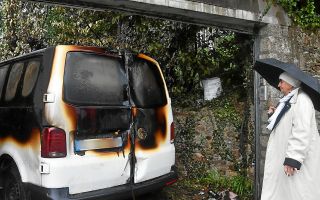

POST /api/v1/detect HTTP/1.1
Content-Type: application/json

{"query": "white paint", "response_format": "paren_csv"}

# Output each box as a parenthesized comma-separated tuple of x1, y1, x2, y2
(40, 155, 131, 194)
(135, 144, 175, 182)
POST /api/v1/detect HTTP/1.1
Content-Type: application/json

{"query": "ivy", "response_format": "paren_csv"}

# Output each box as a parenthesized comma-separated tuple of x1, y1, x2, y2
(272, 0, 320, 29)
(0, 2, 3, 33)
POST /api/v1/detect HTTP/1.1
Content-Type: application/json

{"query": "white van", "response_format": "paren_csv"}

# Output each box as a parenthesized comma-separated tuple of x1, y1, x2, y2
(0, 45, 177, 200)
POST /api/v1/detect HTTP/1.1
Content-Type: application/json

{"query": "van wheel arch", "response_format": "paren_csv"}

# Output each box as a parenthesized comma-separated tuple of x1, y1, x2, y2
(0, 154, 14, 186)
(0, 155, 30, 200)
(0, 155, 14, 199)
(0, 154, 14, 170)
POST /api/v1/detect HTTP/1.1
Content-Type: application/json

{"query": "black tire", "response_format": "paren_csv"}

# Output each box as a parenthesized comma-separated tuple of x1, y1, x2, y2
(4, 164, 29, 200)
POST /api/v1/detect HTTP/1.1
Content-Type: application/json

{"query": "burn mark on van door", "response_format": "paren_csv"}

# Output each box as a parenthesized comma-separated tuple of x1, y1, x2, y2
(0, 56, 43, 146)
(64, 105, 130, 153)
(135, 107, 167, 149)
(75, 108, 130, 137)
(128, 57, 168, 150)
(64, 103, 77, 131)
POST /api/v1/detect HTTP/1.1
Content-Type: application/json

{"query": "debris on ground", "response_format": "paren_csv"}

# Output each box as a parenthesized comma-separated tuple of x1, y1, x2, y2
(208, 190, 239, 200)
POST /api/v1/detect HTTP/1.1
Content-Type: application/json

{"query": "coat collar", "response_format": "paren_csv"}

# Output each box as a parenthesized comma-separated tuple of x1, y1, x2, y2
(270, 88, 301, 132)
(289, 87, 301, 104)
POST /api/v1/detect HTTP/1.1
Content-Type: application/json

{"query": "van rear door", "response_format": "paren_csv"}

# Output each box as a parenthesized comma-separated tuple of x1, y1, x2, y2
(128, 55, 175, 184)
(62, 50, 174, 191)
(63, 51, 132, 190)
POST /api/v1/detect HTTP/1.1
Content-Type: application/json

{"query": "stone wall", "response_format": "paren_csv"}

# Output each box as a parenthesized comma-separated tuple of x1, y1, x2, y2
(173, 99, 254, 181)
(288, 26, 320, 130)
(257, 24, 320, 195)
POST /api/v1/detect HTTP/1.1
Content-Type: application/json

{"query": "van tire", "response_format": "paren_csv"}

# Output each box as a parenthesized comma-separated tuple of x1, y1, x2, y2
(4, 164, 30, 200)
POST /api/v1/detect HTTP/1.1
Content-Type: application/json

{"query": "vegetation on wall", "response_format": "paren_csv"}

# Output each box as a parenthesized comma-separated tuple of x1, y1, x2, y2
(270, 0, 320, 29)
(173, 89, 254, 200)
(173, 32, 254, 198)
(0, 2, 3, 33)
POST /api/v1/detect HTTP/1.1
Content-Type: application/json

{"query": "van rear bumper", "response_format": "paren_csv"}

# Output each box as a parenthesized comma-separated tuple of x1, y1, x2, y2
(26, 167, 177, 200)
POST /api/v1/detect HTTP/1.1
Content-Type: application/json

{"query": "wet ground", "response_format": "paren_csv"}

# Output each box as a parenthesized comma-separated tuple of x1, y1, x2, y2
(122, 185, 199, 200)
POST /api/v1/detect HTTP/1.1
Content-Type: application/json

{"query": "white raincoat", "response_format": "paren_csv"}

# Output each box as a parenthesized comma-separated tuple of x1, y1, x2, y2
(261, 89, 320, 200)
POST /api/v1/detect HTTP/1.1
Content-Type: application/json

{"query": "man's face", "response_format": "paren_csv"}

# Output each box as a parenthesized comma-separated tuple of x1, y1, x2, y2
(278, 79, 293, 95)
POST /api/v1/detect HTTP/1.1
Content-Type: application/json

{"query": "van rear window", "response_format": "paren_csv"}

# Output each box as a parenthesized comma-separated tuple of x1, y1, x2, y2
(63, 52, 128, 106)
(22, 60, 40, 97)
(0, 65, 9, 99)
(129, 59, 167, 107)
(5, 62, 24, 101)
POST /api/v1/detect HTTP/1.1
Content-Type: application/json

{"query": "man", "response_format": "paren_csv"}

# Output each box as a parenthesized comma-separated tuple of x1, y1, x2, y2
(261, 72, 320, 200)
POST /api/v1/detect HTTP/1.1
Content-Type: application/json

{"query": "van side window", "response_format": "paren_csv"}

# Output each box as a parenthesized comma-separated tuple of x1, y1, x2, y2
(22, 60, 40, 97)
(129, 59, 167, 107)
(5, 62, 24, 101)
(0, 65, 9, 100)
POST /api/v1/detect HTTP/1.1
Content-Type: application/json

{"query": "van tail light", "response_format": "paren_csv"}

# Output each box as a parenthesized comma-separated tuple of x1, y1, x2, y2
(170, 122, 175, 143)
(41, 127, 67, 158)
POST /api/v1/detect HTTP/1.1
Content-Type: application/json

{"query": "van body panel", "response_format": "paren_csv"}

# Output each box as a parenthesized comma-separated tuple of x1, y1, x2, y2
(40, 154, 131, 194)
(25, 168, 177, 200)
(135, 143, 175, 182)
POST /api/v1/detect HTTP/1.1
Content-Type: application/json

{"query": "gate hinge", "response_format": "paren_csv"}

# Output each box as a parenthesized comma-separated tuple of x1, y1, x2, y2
(43, 93, 55, 103)
(40, 163, 50, 174)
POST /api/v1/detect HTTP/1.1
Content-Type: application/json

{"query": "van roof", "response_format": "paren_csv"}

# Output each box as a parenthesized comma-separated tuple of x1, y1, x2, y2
(0, 47, 48, 67)
(0, 45, 121, 67)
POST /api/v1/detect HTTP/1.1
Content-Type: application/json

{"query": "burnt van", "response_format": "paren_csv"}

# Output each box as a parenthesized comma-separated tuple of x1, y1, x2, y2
(0, 45, 177, 200)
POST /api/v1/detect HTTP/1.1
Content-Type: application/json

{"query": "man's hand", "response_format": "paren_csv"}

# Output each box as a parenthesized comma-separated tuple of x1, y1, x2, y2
(268, 106, 276, 115)
(284, 165, 297, 176)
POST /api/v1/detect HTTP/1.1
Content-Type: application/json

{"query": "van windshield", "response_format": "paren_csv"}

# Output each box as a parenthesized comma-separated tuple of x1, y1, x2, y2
(63, 52, 128, 106)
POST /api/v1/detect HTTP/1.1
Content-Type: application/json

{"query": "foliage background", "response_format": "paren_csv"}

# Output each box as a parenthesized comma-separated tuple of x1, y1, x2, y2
(0, 0, 252, 99)
(269, 0, 320, 29)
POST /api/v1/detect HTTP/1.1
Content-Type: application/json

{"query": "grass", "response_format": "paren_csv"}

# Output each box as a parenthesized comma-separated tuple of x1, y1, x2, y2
(199, 170, 253, 200)
(164, 169, 253, 200)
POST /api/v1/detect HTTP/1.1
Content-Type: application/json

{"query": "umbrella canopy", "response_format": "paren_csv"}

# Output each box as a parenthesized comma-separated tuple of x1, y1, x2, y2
(254, 58, 320, 111)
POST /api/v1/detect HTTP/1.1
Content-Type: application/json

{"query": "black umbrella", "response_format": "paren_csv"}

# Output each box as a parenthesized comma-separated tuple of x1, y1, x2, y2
(253, 58, 320, 111)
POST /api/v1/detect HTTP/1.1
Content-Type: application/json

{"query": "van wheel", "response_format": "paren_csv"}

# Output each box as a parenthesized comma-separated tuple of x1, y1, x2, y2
(4, 164, 29, 200)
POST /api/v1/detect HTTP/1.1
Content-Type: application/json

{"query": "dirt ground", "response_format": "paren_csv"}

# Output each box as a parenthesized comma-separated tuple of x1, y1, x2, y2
(125, 182, 225, 200)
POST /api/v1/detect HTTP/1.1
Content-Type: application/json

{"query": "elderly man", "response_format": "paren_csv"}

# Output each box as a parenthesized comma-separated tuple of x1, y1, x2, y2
(261, 72, 320, 200)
